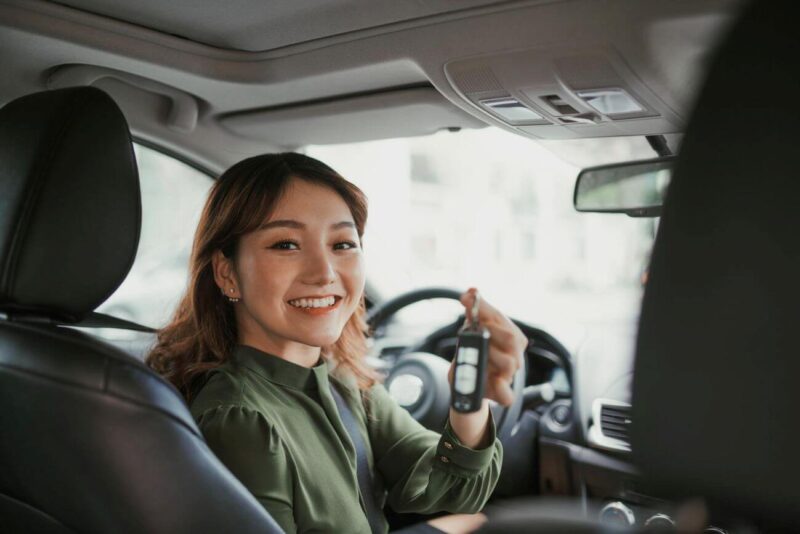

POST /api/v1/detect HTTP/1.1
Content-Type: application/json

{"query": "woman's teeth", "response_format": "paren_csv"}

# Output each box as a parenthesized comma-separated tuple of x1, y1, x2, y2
(288, 296, 336, 308)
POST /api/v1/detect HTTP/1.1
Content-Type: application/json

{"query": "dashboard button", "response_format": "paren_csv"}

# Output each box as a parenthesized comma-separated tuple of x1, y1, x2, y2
(552, 404, 571, 425)
(599, 502, 635, 527)
(645, 513, 674, 531)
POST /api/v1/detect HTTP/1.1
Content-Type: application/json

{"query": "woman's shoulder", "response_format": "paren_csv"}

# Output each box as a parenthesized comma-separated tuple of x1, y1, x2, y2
(190, 368, 288, 458)
(191, 389, 276, 446)
(189, 364, 251, 419)
(192, 402, 288, 465)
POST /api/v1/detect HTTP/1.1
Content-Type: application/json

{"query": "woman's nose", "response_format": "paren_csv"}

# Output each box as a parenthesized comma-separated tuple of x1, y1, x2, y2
(302, 248, 336, 286)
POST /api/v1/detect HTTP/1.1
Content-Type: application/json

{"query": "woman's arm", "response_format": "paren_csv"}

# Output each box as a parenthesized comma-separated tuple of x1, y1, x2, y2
(447, 401, 492, 449)
(369, 289, 527, 515)
(447, 288, 528, 448)
(367, 383, 503, 515)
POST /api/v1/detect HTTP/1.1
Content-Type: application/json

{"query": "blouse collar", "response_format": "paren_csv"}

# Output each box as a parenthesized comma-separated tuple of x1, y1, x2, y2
(233, 344, 330, 391)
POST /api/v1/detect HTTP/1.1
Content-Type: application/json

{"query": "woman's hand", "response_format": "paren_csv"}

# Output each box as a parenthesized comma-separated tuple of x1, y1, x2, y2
(449, 287, 528, 406)
(447, 288, 528, 448)
(427, 512, 487, 534)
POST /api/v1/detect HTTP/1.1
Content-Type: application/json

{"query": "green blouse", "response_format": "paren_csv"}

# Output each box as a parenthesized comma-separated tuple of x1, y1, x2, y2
(190, 345, 502, 534)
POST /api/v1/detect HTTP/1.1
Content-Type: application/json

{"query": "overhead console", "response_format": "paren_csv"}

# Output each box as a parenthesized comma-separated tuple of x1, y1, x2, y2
(220, 86, 486, 147)
(445, 46, 684, 139)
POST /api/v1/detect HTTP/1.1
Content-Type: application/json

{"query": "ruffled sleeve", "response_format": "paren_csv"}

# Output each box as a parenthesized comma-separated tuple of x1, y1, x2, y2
(366, 384, 503, 514)
(196, 405, 296, 533)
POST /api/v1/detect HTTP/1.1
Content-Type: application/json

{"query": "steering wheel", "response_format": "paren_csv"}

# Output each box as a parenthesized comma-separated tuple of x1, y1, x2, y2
(366, 287, 526, 444)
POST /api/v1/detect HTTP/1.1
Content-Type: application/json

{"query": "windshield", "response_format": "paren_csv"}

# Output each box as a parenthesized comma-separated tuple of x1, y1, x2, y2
(308, 128, 657, 345)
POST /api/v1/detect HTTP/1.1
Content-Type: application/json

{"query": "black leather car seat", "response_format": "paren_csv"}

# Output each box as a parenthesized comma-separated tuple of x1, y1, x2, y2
(631, 0, 800, 529)
(0, 87, 282, 533)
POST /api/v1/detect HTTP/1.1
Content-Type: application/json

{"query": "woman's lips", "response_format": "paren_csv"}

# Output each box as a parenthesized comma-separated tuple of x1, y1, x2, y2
(289, 297, 342, 316)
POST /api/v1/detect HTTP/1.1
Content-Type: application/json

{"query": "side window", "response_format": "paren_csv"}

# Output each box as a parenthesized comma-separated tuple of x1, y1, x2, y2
(92, 144, 213, 349)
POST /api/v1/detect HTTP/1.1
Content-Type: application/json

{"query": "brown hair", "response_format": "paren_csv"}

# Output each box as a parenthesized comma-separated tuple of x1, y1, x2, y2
(146, 153, 379, 401)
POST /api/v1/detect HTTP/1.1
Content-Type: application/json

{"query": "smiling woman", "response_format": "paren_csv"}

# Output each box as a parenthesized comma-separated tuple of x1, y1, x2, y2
(145, 152, 505, 534)
(212, 179, 368, 370)
(147, 152, 377, 398)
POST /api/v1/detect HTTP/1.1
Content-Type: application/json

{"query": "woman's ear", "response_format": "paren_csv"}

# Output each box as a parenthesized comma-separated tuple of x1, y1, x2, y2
(212, 250, 241, 300)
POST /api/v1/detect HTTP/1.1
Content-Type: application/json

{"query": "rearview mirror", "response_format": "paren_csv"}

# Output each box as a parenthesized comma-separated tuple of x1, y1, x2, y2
(574, 157, 674, 217)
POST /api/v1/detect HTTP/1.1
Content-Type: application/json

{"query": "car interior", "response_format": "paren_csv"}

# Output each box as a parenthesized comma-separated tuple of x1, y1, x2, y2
(2, 0, 797, 532)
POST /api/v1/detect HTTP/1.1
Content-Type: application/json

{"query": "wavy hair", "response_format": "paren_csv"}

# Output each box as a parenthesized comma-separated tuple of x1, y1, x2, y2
(146, 153, 379, 401)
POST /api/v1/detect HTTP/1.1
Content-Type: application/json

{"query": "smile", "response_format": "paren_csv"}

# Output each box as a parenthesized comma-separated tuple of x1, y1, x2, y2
(287, 295, 342, 315)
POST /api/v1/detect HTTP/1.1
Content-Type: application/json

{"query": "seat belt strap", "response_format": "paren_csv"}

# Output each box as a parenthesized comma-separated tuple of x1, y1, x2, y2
(329, 383, 384, 534)
(75, 311, 156, 332)
(4, 310, 156, 333)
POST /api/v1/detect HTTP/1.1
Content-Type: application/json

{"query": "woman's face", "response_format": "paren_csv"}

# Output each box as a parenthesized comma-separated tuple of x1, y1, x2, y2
(217, 178, 366, 361)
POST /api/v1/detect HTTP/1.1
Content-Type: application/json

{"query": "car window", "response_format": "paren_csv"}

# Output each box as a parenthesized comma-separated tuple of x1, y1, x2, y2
(308, 128, 657, 346)
(91, 144, 213, 345)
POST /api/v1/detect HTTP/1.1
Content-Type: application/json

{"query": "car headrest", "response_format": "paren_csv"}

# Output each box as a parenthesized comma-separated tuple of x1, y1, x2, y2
(631, 0, 800, 524)
(0, 87, 140, 322)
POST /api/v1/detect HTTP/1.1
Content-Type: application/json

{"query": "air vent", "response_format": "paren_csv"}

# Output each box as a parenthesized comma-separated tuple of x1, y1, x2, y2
(600, 403, 632, 442)
(588, 399, 632, 452)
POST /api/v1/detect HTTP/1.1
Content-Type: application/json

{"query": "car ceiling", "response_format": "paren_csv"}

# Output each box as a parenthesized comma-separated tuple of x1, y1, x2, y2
(0, 0, 742, 174)
(47, 0, 513, 52)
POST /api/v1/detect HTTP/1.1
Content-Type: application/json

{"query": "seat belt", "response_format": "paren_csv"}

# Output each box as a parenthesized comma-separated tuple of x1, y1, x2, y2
(4, 310, 156, 333)
(74, 311, 157, 332)
(329, 384, 384, 534)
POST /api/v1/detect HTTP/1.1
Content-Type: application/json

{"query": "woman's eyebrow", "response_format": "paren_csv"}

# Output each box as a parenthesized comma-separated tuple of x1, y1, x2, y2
(258, 219, 355, 231)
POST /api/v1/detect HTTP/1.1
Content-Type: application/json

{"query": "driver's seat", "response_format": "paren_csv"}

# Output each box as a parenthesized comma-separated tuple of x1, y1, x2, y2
(0, 87, 281, 533)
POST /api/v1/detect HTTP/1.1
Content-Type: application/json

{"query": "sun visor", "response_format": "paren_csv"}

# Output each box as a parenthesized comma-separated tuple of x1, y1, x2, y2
(220, 87, 486, 147)
(445, 46, 684, 139)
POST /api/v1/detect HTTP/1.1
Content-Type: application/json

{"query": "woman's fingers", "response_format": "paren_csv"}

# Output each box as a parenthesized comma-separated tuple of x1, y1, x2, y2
(484, 351, 518, 406)
(486, 347, 518, 378)
(486, 375, 515, 406)
(460, 287, 514, 326)
(460, 288, 527, 375)
(453, 288, 528, 406)
(460, 287, 507, 326)
(489, 329, 527, 363)
(427, 513, 487, 534)
(460, 288, 527, 353)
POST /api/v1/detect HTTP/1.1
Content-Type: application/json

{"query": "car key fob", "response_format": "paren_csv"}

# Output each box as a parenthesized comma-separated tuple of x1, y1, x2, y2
(451, 292, 490, 413)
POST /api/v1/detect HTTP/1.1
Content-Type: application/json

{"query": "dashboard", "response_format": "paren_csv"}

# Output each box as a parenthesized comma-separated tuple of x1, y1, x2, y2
(375, 313, 734, 532)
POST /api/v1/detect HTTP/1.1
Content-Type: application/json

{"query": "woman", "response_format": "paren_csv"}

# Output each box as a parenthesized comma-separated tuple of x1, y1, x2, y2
(147, 153, 527, 534)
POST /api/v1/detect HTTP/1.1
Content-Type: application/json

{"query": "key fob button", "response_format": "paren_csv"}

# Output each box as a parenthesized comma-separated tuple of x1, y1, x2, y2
(457, 347, 479, 365)
(455, 364, 477, 394)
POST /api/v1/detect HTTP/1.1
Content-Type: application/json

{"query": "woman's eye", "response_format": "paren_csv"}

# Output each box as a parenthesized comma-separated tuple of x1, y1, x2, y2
(334, 241, 358, 250)
(271, 240, 299, 250)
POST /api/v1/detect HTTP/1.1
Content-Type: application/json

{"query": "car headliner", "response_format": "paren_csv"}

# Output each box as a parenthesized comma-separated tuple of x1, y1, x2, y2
(0, 0, 742, 173)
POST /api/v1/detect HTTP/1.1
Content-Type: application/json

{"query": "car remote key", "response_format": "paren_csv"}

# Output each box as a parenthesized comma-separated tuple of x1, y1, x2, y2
(451, 292, 490, 413)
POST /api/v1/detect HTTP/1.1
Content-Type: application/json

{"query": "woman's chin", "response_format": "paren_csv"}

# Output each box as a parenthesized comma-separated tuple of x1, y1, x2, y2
(296, 332, 341, 349)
